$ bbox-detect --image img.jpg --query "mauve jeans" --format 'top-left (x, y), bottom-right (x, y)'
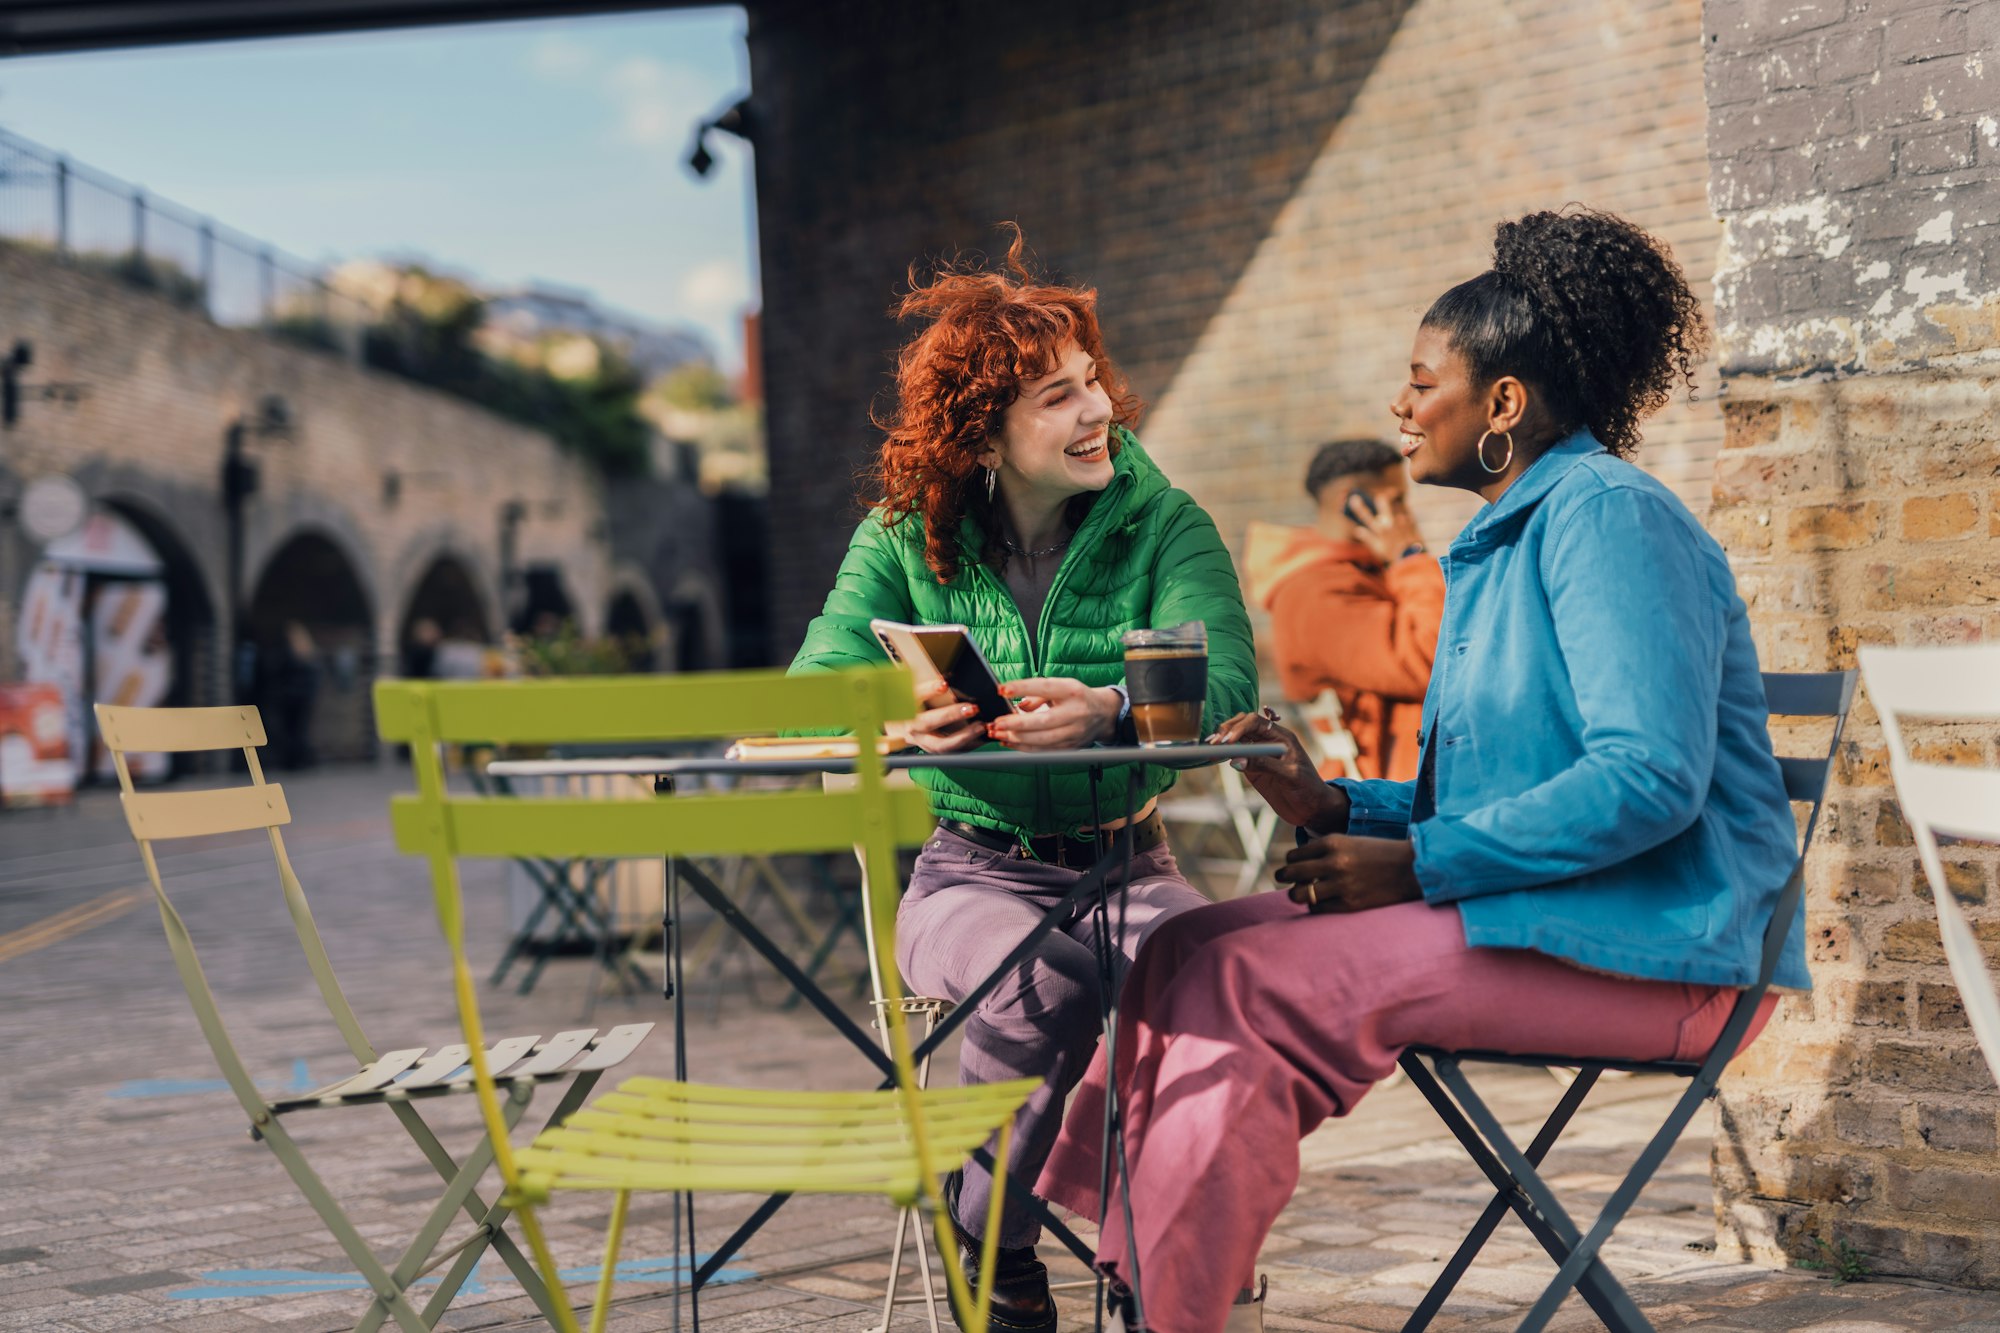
top-left (1036, 892), bottom-right (1781, 1333)
top-left (896, 823), bottom-right (1208, 1247)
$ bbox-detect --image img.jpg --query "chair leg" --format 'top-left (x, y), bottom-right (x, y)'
top-left (910, 1202), bottom-right (946, 1333)
top-left (588, 1189), bottom-right (631, 1333)
top-left (1513, 1074), bottom-right (1724, 1333)
top-left (253, 1118), bottom-right (433, 1333)
top-left (876, 1204), bottom-right (915, 1333)
top-left (388, 1072), bottom-right (602, 1326)
top-left (1427, 1058), bottom-right (1653, 1333)
top-left (1398, 1054), bottom-right (1599, 1332)
top-left (354, 1087), bottom-right (536, 1333)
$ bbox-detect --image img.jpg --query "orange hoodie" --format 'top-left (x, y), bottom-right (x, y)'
top-left (1244, 522), bottom-right (1445, 782)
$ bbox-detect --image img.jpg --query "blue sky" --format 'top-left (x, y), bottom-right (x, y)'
top-left (0, 7), bottom-right (757, 368)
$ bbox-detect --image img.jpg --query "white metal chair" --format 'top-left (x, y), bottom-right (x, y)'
top-left (1156, 763), bottom-right (1284, 899)
top-left (1859, 644), bottom-right (2000, 1086)
top-left (1288, 688), bottom-right (1364, 780)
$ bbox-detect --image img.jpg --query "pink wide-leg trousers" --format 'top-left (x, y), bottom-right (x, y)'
top-left (1035, 891), bottom-right (1777, 1333)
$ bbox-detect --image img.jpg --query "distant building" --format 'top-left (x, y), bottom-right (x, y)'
top-left (483, 285), bottom-right (713, 382)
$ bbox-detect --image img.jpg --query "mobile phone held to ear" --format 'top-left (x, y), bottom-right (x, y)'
top-left (1344, 488), bottom-right (1382, 525)
top-left (869, 619), bottom-right (1019, 723)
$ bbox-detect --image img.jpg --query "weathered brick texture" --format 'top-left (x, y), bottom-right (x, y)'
top-left (752, 0), bottom-right (1726, 655)
top-left (0, 245), bottom-right (615, 759)
top-left (1706, 0), bottom-right (2000, 1286)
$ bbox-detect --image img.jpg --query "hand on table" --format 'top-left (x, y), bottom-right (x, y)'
top-left (987, 677), bottom-right (1120, 751)
top-left (1275, 834), bottom-right (1423, 914)
top-left (1207, 710), bottom-right (1349, 835)
top-left (905, 686), bottom-right (988, 755)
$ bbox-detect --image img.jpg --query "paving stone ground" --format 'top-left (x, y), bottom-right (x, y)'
top-left (5, 765), bottom-right (1999, 1332)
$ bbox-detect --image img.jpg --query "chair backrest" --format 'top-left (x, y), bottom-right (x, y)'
top-left (374, 668), bottom-right (940, 1249)
top-left (1288, 689), bottom-right (1363, 780)
top-left (1752, 670), bottom-right (1857, 990)
top-left (95, 703), bottom-right (381, 1123)
top-left (1857, 645), bottom-right (2000, 1086)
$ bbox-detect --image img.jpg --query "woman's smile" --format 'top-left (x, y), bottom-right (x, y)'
top-left (1065, 428), bottom-right (1109, 461)
top-left (1398, 430), bottom-right (1424, 459)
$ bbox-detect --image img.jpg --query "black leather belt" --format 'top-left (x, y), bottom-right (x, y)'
top-left (938, 810), bottom-right (1166, 869)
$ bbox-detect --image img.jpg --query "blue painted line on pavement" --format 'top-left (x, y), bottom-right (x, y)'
top-left (170, 1254), bottom-right (753, 1300)
top-left (110, 1058), bottom-right (315, 1100)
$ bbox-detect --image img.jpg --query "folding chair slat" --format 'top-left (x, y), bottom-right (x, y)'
top-left (375, 668), bottom-right (919, 746)
top-left (507, 1029), bottom-right (599, 1078)
top-left (567, 1023), bottom-right (655, 1072)
top-left (391, 789), bottom-right (934, 861)
top-left (397, 1036), bottom-right (540, 1091)
top-left (122, 784), bottom-right (293, 841)
top-left (1775, 754), bottom-right (1829, 804)
top-left (96, 703), bottom-right (267, 752)
top-left (307, 1047), bottom-right (429, 1100)
top-left (1894, 762), bottom-right (2000, 842)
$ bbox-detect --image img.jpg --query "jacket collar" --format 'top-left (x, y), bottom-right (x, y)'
top-left (956, 423), bottom-right (1158, 558)
top-left (1452, 429), bottom-right (1605, 551)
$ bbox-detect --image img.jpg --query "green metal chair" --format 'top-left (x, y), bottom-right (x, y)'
top-left (95, 703), bottom-right (651, 1333)
top-left (374, 667), bottom-right (1041, 1333)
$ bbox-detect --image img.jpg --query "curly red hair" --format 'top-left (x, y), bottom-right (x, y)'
top-left (868, 229), bottom-right (1142, 584)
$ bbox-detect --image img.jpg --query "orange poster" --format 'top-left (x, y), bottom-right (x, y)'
top-left (0, 683), bottom-right (75, 807)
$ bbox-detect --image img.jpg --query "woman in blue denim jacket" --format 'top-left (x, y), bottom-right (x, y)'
top-left (1036, 208), bottom-right (1802, 1333)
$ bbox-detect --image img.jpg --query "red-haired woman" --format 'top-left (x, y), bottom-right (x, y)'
top-left (790, 236), bottom-right (1257, 1331)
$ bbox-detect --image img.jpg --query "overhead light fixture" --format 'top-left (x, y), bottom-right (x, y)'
top-left (686, 97), bottom-right (755, 180)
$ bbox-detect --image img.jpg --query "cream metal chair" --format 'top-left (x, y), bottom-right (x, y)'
top-left (1860, 644), bottom-right (2000, 1086)
top-left (95, 703), bottom-right (651, 1333)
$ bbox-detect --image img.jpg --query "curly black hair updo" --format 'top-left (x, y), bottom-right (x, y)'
top-left (1420, 206), bottom-right (1708, 459)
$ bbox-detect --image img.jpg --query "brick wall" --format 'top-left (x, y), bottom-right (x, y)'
top-left (1705, 0), bottom-right (2000, 1284)
top-left (747, 0), bottom-right (1413, 650)
top-left (749, 0), bottom-right (1725, 653)
top-left (1137, 0), bottom-right (1724, 553)
top-left (0, 245), bottom-right (615, 760)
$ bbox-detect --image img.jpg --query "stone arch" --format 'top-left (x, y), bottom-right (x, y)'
top-left (92, 491), bottom-right (222, 715)
top-left (603, 562), bottom-right (667, 672)
top-left (395, 545), bottom-right (497, 683)
top-left (244, 491), bottom-right (384, 652)
top-left (665, 572), bottom-right (727, 672)
top-left (514, 563), bottom-right (576, 638)
top-left (246, 527), bottom-right (376, 765)
top-left (387, 526), bottom-right (502, 657)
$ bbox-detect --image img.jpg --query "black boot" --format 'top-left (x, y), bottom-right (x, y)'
top-left (943, 1171), bottom-right (1058, 1333)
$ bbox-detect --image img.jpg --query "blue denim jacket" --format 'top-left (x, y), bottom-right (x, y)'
top-left (1334, 432), bottom-right (1807, 990)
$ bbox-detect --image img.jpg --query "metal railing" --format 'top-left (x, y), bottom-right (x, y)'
top-left (0, 125), bottom-right (368, 362)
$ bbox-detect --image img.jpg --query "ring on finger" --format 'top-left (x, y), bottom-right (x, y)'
top-left (1306, 880), bottom-right (1320, 907)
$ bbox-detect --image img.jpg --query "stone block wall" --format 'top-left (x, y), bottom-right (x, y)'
top-left (1705, 0), bottom-right (2000, 1284)
top-left (0, 246), bottom-right (616, 760)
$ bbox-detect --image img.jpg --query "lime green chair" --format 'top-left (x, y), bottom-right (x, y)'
top-left (375, 668), bottom-right (1041, 1333)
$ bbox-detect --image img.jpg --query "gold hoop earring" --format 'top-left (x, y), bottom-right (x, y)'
top-left (985, 467), bottom-right (997, 502)
top-left (1476, 430), bottom-right (1515, 475)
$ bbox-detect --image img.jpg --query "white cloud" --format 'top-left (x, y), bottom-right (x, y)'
top-left (527, 34), bottom-right (595, 81)
top-left (680, 258), bottom-right (747, 314)
top-left (606, 56), bottom-right (709, 147)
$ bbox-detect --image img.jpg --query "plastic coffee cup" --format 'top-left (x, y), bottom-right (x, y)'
top-left (1121, 622), bottom-right (1208, 746)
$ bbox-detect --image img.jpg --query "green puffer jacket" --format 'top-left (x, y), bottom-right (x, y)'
top-left (789, 429), bottom-right (1257, 839)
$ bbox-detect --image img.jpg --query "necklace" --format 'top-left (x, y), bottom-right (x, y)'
top-left (1000, 534), bottom-right (1071, 559)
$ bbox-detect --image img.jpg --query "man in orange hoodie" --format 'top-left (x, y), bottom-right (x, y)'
top-left (1244, 438), bottom-right (1444, 781)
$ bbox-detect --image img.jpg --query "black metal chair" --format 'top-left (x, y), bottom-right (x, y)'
top-left (1396, 669), bottom-right (1856, 1333)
